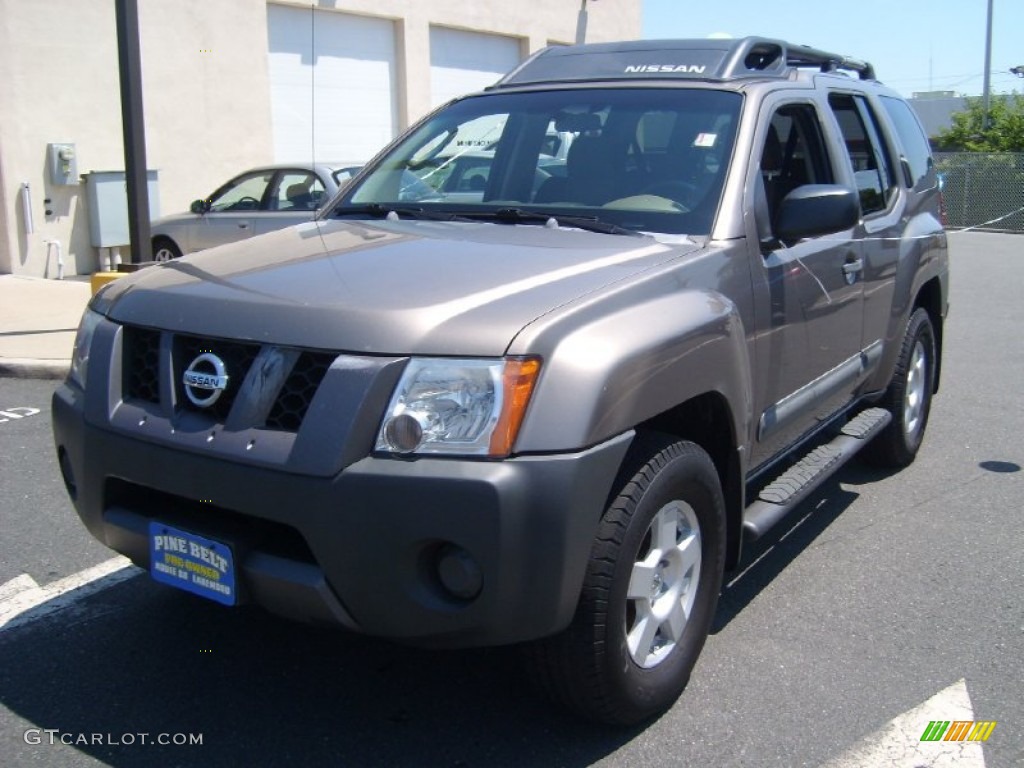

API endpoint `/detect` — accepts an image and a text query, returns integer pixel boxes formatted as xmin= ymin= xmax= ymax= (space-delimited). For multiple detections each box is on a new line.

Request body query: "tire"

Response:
xmin=152 ymin=237 xmax=182 ymax=262
xmin=528 ymin=436 xmax=726 ymax=725
xmin=863 ymin=307 xmax=936 ymax=468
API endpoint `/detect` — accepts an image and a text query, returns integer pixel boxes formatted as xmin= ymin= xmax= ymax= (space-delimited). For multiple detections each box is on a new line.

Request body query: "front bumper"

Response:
xmin=53 ymin=382 xmax=631 ymax=647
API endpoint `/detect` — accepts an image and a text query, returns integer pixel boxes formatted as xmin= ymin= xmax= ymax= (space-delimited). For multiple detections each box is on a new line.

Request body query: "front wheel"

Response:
xmin=863 ymin=308 xmax=937 ymax=468
xmin=529 ymin=437 xmax=726 ymax=725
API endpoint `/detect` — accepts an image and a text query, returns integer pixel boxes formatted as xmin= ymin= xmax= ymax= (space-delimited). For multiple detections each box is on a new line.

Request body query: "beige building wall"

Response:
xmin=0 ymin=0 xmax=640 ymax=277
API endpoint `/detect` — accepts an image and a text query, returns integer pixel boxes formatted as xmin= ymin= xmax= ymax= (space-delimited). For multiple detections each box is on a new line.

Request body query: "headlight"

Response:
xmin=69 ymin=309 xmax=102 ymax=389
xmin=376 ymin=357 xmax=541 ymax=458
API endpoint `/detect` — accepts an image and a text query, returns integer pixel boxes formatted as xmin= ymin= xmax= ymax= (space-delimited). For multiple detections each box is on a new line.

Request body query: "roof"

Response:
xmin=493 ymin=37 xmax=876 ymax=89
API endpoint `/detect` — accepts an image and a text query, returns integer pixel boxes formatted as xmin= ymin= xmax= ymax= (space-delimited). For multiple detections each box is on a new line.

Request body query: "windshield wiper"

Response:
xmin=331 ymin=203 xmax=459 ymax=221
xmin=331 ymin=204 xmax=643 ymax=236
xmin=473 ymin=208 xmax=643 ymax=237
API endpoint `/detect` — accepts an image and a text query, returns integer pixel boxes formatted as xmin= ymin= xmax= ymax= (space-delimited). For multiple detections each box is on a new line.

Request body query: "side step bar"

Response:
xmin=742 ymin=407 xmax=892 ymax=541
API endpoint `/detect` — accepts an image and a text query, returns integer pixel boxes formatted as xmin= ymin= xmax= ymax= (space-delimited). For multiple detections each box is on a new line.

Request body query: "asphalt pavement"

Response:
xmin=0 ymin=232 xmax=1022 ymax=767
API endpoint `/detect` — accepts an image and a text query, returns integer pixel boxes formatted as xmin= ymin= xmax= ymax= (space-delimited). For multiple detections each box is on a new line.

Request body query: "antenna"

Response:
xmin=310 ymin=4 xmax=316 ymax=166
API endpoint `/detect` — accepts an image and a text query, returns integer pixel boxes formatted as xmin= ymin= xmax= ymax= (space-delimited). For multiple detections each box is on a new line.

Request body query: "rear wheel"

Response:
xmin=864 ymin=308 xmax=936 ymax=467
xmin=152 ymin=237 xmax=182 ymax=262
xmin=529 ymin=437 xmax=726 ymax=725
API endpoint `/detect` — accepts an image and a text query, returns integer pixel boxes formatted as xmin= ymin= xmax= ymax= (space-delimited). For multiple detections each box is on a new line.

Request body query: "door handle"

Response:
xmin=842 ymin=258 xmax=863 ymax=285
xmin=237 ymin=221 xmax=250 ymax=230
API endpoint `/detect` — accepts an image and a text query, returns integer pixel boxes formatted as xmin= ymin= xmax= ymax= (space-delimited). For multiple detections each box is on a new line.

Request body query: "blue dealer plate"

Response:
xmin=148 ymin=523 xmax=236 ymax=606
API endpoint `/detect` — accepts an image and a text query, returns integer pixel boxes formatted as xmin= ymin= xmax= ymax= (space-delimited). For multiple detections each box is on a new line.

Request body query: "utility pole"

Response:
xmin=981 ymin=0 xmax=993 ymax=129
xmin=115 ymin=0 xmax=152 ymax=265
xmin=575 ymin=0 xmax=596 ymax=45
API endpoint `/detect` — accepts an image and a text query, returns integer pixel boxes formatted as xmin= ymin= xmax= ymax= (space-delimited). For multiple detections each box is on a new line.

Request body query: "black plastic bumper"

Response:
xmin=52 ymin=383 xmax=632 ymax=647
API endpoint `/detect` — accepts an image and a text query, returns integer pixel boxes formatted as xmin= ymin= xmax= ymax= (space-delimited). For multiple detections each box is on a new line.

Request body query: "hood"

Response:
xmin=96 ymin=219 xmax=699 ymax=356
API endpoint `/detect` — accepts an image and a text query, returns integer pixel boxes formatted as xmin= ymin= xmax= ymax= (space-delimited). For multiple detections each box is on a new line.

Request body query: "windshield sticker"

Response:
xmin=694 ymin=133 xmax=717 ymax=148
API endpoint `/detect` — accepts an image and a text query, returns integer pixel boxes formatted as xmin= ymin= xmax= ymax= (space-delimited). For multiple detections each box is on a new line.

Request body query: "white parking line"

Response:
xmin=821 ymin=679 xmax=987 ymax=768
xmin=0 ymin=556 xmax=140 ymax=632
xmin=0 ymin=406 xmax=41 ymax=424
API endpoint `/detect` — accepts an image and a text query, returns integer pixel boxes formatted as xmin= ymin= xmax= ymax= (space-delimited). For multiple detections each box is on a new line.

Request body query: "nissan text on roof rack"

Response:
xmin=53 ymin=37 xmax=948 ymax=724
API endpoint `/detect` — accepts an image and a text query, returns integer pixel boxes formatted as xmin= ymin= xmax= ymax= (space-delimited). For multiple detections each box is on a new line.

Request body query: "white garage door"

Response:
xmin=429 ymin=27 xmax=521 ymax=109
xmin=267 ymin=5 xmax=397 ymax=164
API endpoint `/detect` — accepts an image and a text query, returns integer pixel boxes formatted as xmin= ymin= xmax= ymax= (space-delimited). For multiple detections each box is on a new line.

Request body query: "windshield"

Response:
xmin=337 ymin=88 xmax=741 ymax=235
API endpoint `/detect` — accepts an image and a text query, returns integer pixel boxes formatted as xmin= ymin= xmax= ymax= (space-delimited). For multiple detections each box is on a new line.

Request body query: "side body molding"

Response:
xmin=759 ymin=340 xmax=884 ymax=441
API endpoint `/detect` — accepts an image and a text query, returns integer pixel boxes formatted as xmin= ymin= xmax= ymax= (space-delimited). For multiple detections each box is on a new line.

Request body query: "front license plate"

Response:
xmin=148 ymin=522 xmax=236 ymax=606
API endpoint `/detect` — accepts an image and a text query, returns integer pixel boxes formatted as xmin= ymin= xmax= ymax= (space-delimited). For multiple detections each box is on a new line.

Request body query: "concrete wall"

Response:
xmin=0 ymin=0 xmax=123 ymax=277
xmin=0 ymin=0 xmax=273 ymax=277
xmin=0 ymin=0 xmax=640 ymax=277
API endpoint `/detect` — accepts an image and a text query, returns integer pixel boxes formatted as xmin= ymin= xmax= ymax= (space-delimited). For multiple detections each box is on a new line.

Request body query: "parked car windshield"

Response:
xmin=338 ymin=88 xmax=742 ymax=235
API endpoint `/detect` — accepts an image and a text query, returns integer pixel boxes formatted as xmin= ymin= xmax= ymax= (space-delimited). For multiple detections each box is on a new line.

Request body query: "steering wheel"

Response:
xmin=642 ymin=181 xmax=698 ymax=211
xmin=230 ymin=196 xmax=260 ymax=211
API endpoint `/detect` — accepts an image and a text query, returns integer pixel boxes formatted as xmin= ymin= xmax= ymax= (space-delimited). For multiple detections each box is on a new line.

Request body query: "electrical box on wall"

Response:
xmin=84 ymin=170 xmax=160 ymax=247
xmin=48 ymin=143 xmax=78 ymax=186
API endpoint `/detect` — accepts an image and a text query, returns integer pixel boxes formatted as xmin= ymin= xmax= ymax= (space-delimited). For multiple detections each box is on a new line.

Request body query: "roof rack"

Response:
xmin=782 ymin=41 xmax=875 ymax=80
xmin=493 ymin=37 xmax=876 ymax=88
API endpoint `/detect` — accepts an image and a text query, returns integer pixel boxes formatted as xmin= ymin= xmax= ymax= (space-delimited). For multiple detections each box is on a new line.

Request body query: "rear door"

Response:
xmin=827 ymin=91 xmax=903 ymax=359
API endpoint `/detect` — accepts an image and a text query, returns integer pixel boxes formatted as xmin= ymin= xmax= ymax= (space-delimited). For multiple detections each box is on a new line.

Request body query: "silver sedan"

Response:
xmin=150 ymin=163 xmax=360 ymax=260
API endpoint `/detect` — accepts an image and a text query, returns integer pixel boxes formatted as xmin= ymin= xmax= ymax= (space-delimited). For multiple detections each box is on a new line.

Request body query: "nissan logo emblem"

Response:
xmin=182 ymin=352 xmax=229 ymax=408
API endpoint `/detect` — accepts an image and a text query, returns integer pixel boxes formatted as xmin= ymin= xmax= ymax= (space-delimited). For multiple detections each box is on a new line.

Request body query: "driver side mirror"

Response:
xmin=190 ymin=199 xmax=211 ymax=214
xmin=775 ymin=185 xmax=859 ymax=247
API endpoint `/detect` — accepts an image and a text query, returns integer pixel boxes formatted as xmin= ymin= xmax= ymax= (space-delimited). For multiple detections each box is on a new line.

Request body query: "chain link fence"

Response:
xmin=933 ymin=152 xmax=1024 ymax=232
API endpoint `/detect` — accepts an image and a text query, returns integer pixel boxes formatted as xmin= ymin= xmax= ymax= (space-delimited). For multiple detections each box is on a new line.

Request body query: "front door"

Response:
xmin=190 ymin=170 xmax=274 ymax=252
xmin=749 ymin=99 xmax=866 ymax=465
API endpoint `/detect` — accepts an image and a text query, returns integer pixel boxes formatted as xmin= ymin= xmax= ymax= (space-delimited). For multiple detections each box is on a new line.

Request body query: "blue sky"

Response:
xmin=641 ymin=0 xmax=1024 ymax=97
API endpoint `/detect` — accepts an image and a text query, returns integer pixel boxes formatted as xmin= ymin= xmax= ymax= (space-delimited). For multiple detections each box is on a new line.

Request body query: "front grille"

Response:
xmin=123 ymin=327 xmax=161 ymax=404
xmin=174 ymin=335 xmax=260 ymax=422
xmin=265 ymin=351 xmax=336 ymax=431
xmin=119 ymin=325 xmax=336 ymax=434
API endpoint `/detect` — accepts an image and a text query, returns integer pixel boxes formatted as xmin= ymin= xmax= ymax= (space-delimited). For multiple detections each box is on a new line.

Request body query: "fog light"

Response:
xmin=436 ymin=544 xmax=483 ymax=600
xmin=383 ymin=412 xmax=426 ymax=454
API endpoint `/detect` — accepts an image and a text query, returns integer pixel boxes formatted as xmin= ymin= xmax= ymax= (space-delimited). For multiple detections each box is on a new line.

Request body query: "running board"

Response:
xmin=742 ymin=408 xmax=892 ymax=541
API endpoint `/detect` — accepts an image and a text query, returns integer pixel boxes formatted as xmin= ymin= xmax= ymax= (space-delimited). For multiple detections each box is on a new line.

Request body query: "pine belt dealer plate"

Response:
xmin=148 ymin=522 xmax=236 ymax=606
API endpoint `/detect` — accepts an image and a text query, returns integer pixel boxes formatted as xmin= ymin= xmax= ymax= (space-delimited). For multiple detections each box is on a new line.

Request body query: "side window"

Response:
xmin=759 ymin=103 xmax=833 ymax=226
xmin=209 ymin=172 xmax=274 ymax=212
xmin=271 ymin=171 xmax=325 ymax=211
xmin=879 ymin=96 xmax=934 ymax=189
xmin=829 ymin=94 xmax=896 ymax=215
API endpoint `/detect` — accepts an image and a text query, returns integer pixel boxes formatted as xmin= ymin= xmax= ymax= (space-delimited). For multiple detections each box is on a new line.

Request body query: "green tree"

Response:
xmin=934 ymin=93 xmax=1024 ymax=151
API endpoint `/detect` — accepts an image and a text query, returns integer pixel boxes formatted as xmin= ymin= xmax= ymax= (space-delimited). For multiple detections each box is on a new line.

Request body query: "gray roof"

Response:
xmin=908 ymin=96 xmax=968 ymax=139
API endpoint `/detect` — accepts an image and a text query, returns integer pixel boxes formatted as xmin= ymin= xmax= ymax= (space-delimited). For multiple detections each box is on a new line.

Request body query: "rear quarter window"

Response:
xmin=880 ymin=96 xmax=934 ymax=188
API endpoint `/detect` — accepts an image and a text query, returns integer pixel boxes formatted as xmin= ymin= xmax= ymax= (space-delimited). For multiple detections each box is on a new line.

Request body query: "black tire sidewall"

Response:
xmin=890 ymin=309 xmax=936 ymax=457
xmin=153 ymin=238 xmax=181 ymax=262
xmin=599 ymin=444 xmax=726 ymax=720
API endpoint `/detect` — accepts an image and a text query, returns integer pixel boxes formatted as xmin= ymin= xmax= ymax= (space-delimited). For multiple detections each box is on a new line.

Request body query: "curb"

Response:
xmin=0 ymin=358 xmax=70 ymax=380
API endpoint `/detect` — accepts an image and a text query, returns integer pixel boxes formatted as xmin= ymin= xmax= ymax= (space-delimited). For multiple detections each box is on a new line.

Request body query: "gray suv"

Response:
xmin=53 ymin=37 xmax=948 ymax=724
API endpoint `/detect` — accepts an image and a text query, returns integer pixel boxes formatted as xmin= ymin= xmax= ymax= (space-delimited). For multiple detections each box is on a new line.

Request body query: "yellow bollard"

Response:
xmin=90 ymin=271 xmax=126 ymax=295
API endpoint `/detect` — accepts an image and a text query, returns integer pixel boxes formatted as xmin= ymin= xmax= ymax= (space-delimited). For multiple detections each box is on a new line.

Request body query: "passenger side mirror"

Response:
xmin=775 ymin=185 xmax=859 ymax=246
xmin=190 ymin=199 xmax=211 ymax=214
